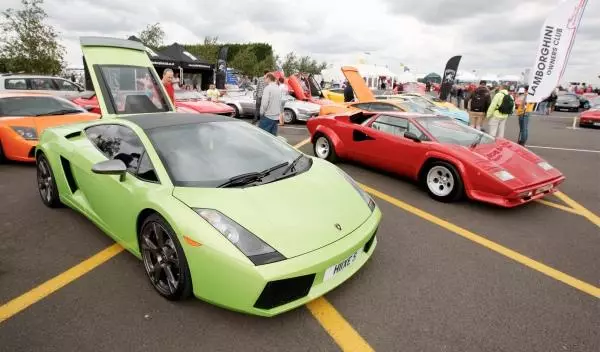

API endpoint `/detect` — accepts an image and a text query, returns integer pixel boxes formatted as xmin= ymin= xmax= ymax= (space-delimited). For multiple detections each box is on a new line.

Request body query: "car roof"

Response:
xmin=0 ymin=91 xmax=56 ymax=98
xmin=0 ymin=74 xmax=68 ymax=79
xmin=122 ymin=112 xmax=236 ymax=130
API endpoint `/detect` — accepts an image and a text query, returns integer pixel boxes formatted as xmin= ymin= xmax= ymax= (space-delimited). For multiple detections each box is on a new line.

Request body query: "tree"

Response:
xmin=138 ymin=22 xmax=165 ymax=48
xmin=0 ymin=0 xmax=65 ymax=75
xmin=204 ymin=36 xmax=219 ymax=45
xmin=229 ymin=47 xmax=256 ymax=76
xmin=280 ymin=51 xmax=327 ymax=75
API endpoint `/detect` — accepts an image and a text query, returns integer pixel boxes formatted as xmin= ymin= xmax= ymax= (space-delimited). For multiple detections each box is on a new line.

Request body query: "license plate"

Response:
xmin=536 ymin=184 xmax=553 ymax=194
xmin=324 ymin=250 xmax=360 ymax=281
xmin=593 ymin=122 xmax=600 ymax=126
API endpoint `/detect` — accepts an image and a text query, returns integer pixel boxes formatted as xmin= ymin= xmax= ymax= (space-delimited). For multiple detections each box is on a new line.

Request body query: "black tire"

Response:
xmin=228 ymin=104 xmax=240 ymax=118
xmin=312 ymin=133 xmax=338 ymax=163
xmin=421 ymin=161 xmax=464 ymax=203
xmin=0 ymin=140 xmax=5 ymax=163
xmin=283 ymin=109 xmax=297 ymax=124
xmin=139 ymin=213 xmax=193 ymax=301
xmin=36 ymin=153 xmax=62 ymax=208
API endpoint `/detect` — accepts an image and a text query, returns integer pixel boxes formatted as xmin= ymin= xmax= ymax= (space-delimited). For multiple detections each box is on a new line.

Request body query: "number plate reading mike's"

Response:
xmin=324 ymin=250 xmax=360 ymax=281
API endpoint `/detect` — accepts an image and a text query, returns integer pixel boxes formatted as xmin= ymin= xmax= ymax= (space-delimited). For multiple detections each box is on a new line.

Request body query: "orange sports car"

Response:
xmin=318 ymin=66 xmax=417 ymax=116
xmin=0 ymin=92 xmax=100 ymax=162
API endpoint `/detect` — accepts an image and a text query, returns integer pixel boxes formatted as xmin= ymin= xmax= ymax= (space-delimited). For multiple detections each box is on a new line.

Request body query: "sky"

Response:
xmin=3 ymin=0 xmax=599 ymax=84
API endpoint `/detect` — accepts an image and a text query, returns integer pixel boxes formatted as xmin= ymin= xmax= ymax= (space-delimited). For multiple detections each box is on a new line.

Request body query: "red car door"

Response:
xmin=356 ymin=115 xmax=430 ymax=177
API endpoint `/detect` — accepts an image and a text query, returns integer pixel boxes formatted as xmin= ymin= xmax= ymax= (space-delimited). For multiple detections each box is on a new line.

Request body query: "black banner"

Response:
xmin=215 ymin=46 xmax=229 ymax=89
xmin=439 ymin=55 xmax=462 ymax=101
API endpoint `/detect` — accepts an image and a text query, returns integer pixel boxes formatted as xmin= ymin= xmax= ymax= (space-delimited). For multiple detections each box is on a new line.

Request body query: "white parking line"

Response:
xmin=527 ymin=145 xmax=600 ymax=153
xmin=281 ymin=126 xmax=308 ymax=130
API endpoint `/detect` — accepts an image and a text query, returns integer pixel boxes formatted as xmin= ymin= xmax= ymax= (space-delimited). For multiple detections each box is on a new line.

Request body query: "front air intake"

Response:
xmin=254 ymin=274 xmax=316 ymax=310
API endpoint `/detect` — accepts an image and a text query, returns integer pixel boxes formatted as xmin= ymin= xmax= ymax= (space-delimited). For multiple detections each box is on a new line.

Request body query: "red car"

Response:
xmin=72 ymin=91 xmax=235 ymax=117
xmin=307 ymin=111 xmax=566 ymax=208
xmin=578 ymin=100 xmax=600 ymax=128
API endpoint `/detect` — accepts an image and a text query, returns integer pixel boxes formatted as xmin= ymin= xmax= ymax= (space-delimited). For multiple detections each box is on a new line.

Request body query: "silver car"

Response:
xmin=221 ymin=89 xmax=321 ymax=124
xmin=0 ymin=74 xmax=85 ymax=99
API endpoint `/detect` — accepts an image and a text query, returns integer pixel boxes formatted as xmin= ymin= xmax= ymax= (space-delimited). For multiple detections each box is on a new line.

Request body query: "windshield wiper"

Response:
xmin=35 ymin=109 xmax=84 ymax=116
xmin=282 ymin=154 xmax=304 ymax=175
xmin=470 ymin=133 xmax=484 ymax=149
xmin=217 ymin=162 xmax=289 ymax=188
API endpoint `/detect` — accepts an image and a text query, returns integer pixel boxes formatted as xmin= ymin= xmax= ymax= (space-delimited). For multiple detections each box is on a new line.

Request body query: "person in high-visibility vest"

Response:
xmin=516 ymin=86 xmax=535 ymax=146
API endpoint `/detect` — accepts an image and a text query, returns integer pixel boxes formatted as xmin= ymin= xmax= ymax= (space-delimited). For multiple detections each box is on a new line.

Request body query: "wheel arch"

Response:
xmin=310 ymin=125 xmax=347 ymax=157
xmin=418 ymin=153 xmax=471 ymax=190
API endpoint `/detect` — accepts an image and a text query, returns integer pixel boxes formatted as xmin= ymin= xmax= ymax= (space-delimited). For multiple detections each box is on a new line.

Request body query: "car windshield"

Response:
xmin=398 ymin=101 xmax=434 ymax=114
xmin=99 ymin=65 xmax=170 ymax=114
xmin=0 ymin=96 xmax=85 ymax=117
xmin=175 ymin=90 xmax=205 ymax=100
xmin=406 ymin=95 xmax=437 ymax=109
xmin=417 ymin=117 xmax=495 ymax=146
xmin=147 ymin=121 xmax=308 ymax=187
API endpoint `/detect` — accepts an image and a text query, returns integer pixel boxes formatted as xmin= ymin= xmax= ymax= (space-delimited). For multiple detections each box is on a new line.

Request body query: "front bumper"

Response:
xmin=468 ymin=175 xmax=566 ymax=208
xmin=296 ymin=111 xmax=320 ymax=121
xmin=186 ymin=207 xmax=381 ymax=317
xmin=2 ymin=138 xmax=37 ymax=162
xmin=578 ymin=118 xmax=600 ymax=127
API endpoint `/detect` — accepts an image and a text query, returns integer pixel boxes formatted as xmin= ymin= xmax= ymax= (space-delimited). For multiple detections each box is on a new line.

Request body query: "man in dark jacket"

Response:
xmin=468 ymin=80 xmax=491 ymax=130
xmin=344 ymin=81 xmax=354 ymax=102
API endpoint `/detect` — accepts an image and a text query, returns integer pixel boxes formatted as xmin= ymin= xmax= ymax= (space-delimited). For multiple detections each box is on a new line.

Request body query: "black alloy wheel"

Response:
xmin=36 ymin=153 xmax=62 ymax=208
xmin=140 ymin=214 xmax=192 ymax=301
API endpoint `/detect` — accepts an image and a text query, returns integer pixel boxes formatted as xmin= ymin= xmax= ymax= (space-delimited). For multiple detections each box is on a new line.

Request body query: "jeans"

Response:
xmin=258 ymin=116 xmax=279 ymax=135
xmin=518 ymin=113 xmax=530 ymax=145
xmin=537 ymin=102 xmax=548 ymax=115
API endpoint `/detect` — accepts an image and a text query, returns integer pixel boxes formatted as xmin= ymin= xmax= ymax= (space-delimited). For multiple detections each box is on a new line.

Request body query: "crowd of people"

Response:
xmin=464 ymin=80 xmax=565 ymax=146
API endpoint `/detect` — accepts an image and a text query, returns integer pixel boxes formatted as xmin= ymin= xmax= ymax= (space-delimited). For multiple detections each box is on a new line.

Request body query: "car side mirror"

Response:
xmin=276 ymin=136 xmax=288 ymax=144
xmin=92 ymin=159 xmax=127 ymax=181
xmin=404 ymin=131 xmax=422 ymax=143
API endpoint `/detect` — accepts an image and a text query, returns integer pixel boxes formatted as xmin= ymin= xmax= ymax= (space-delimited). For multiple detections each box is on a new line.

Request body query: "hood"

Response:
xmin=449 ymin=139 xmax=561 ymax=186
xmin=1 ymin=113 xmax=99 ymax=135
xmin=286 ymin=100 xmax=320 ymax=112
xmin=176 ymin=100 xmax=234 ymax=113
xmin=172 ymin=159 xmax=373 ymax=258
xmin=581 ymin=109 xmax=600 ymax=118
xmin=341 ymin=66 xmax=375 ymax=102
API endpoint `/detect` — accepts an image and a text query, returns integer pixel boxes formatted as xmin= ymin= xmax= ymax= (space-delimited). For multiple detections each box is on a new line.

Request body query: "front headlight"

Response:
xmin=538 ymin=161 xmax=554 ymax=171
xmin=337 ymin=168 xmax=376 ymax=212
xmin=11 ymin=126 xmax=38 ymax=140
xmin=195 ymin=209 xmax=285 ymax=265
xmin=494 ymin=170 xmax=515 ymax=181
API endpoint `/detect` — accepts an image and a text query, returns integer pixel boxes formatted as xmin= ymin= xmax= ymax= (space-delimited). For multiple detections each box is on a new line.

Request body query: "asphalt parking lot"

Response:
xmin=1 ymin=111 xmax=599 ymax=352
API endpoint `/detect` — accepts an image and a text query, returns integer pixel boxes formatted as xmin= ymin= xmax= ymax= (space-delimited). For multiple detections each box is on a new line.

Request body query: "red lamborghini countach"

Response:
xmin=307 ymin=111 xmax=565 ymax=208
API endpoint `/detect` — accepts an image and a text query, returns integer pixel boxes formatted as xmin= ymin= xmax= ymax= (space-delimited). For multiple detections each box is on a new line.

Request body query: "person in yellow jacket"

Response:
xmin=486 ymin=85 xmax=515 ymax=138
xmin=515 ymin=86 xmax=535 ymax=146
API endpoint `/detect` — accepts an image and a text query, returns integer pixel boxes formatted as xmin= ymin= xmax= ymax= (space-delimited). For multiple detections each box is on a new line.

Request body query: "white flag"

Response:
xmin=527 ymin=0 xmax=588 ymax=102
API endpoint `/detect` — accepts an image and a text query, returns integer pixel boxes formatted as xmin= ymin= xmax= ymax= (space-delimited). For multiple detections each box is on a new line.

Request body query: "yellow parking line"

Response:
xmin=294 ymin=138 xmax=373 ymax=351
xmin=0 ymin=243 xmax=124 ymax=324
xmin=306 ymin=298 xmax=374 ymax=352
xmin=294 ymin=138 xmax=311 ymax=149
xmin=554 ymin=191 xmax=600 ymax=229
xmin=535 ymin=199 xmax=582 ymax=215
xmin=359 ymin=183 xmax=600 ymax=299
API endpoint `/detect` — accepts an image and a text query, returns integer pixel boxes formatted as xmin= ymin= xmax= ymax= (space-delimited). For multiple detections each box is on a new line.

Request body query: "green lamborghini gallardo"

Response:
xmin=34 ymin=37 xmax=381 ymax=317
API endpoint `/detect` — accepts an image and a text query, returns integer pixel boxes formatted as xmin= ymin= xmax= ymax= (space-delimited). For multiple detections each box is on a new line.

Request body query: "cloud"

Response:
xmin=1 ymin=0 xmax=598 ymax=84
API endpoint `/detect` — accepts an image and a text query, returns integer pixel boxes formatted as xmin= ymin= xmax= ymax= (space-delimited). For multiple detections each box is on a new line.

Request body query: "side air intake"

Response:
xmin=60 ymin=156 xmax=78 ymax=193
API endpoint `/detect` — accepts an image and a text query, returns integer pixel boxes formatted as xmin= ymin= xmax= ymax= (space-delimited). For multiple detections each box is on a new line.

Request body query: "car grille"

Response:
xmin=254 ymin=274 xmax=316 ymax=310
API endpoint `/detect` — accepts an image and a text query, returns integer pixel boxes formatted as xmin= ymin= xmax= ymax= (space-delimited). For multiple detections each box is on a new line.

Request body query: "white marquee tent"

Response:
xmin=320 ymin=64 xmax=402 ymax=89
